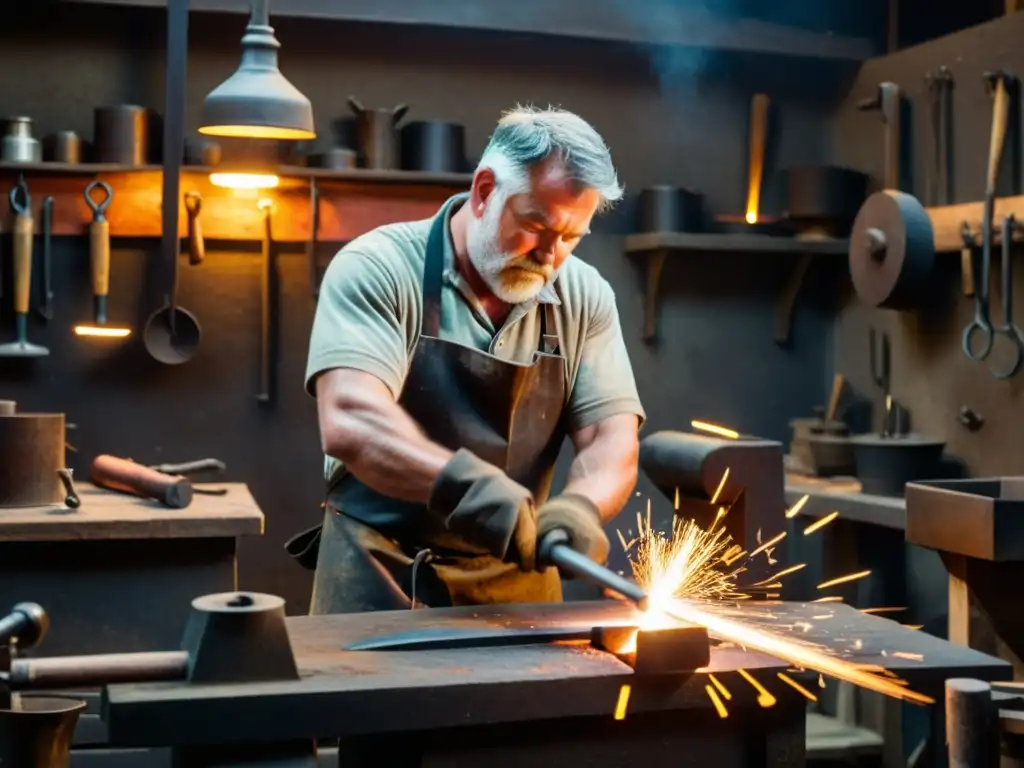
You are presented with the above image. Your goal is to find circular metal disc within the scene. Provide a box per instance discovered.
[849,191,936,309]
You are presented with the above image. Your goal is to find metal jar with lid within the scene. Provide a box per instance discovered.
[2,117,42,163]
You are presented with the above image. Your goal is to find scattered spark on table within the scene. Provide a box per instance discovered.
[690,419,739,440]
[614,466,934,719]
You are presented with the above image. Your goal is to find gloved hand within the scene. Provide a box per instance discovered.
[535,493,609,572]
[428,449,538,570]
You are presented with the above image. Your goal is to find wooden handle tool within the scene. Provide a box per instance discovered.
[12,207,33,318]
[986,74,1011,198]
[825,374,846,422]
[91,454,194,509]
[184,191,205,266]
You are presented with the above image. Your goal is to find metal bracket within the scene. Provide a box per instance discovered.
[628,248,667,344]
[774,253,812,346]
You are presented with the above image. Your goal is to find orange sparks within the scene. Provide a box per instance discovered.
[738,669,777,708]
[616,529,630,551]
[708,674,732,701]
[691,420,740,439]
[777,672,818,702]
[785,494,809,519]
[812,596,843,603]
[817,570,871,590]
[804,511,838,535]
[705,684,729,718]
[674,487,680,510]
[711,469,730,505]
[709,506,728,532]
[753,563,806,586]
[613,684,631,720]
[903,625,924,630]
[891,652,924,661]
[749,531,787,559]
[663,601,933,705]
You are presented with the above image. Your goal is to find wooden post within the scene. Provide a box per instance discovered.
[946,679,997,768]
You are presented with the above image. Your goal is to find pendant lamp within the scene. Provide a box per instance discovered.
[199,0,315,141]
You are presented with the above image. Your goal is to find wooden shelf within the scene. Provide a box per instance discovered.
[0,161,473,188]
[0,166,469,242]
[625,231,849,343]
[0,161,161,175]
[624,231,850,255]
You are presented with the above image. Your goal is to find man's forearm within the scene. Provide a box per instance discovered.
[562,438,638,524]
[318,373,453,504]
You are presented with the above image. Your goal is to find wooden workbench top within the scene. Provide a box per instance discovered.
[0,483,264,542]
[102,599,1009,746]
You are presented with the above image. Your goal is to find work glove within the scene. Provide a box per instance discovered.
[428,449,538,570]
[535,493,610,573]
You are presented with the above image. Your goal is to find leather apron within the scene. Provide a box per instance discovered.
[290,195,569,614]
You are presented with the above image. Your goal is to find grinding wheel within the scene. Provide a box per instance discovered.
[849,191,935,310]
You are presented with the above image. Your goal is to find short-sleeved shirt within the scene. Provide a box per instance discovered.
[306,193,646,485]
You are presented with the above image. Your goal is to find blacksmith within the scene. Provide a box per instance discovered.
[288,106,645,613]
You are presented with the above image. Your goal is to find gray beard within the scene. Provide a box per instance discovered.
[465,194,552,305]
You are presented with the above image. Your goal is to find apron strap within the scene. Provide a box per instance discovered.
[541,302,560,355]
[421,197,455,338]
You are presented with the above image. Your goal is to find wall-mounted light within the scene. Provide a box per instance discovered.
[199,0,315,142]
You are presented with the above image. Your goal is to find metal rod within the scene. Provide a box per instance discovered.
[162,0,188,322]
[8,651,190,690]
[538,530,649,610]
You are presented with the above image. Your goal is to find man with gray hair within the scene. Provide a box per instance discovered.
[289,106,646,613]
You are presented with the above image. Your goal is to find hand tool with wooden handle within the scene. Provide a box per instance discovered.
[184,191,205,266]
[745,93,770,224]
[857,82,902,190]
[825,373,845,422]
[0,176,47,357]
[91,454,194,509]
[74,180,131,338]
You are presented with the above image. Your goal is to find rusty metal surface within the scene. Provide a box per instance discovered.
[102,600,1009,747]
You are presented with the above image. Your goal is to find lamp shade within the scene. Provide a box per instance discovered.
[199,0,315,141]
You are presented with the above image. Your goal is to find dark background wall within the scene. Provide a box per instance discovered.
[0,2,873,614]
[826,12,1024,636]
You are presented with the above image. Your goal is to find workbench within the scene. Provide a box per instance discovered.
[100,599,1008,767]
[0,483,263,767]
[784,470,928,767]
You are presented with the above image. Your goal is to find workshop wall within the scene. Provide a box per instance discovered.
[827,13,1024,635]
[0,4,850,613]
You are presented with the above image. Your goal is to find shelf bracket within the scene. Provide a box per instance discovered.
[629,248,667,344]
[774,253,813,346]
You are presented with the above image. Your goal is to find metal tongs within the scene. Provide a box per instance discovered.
[147,458,228,496]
